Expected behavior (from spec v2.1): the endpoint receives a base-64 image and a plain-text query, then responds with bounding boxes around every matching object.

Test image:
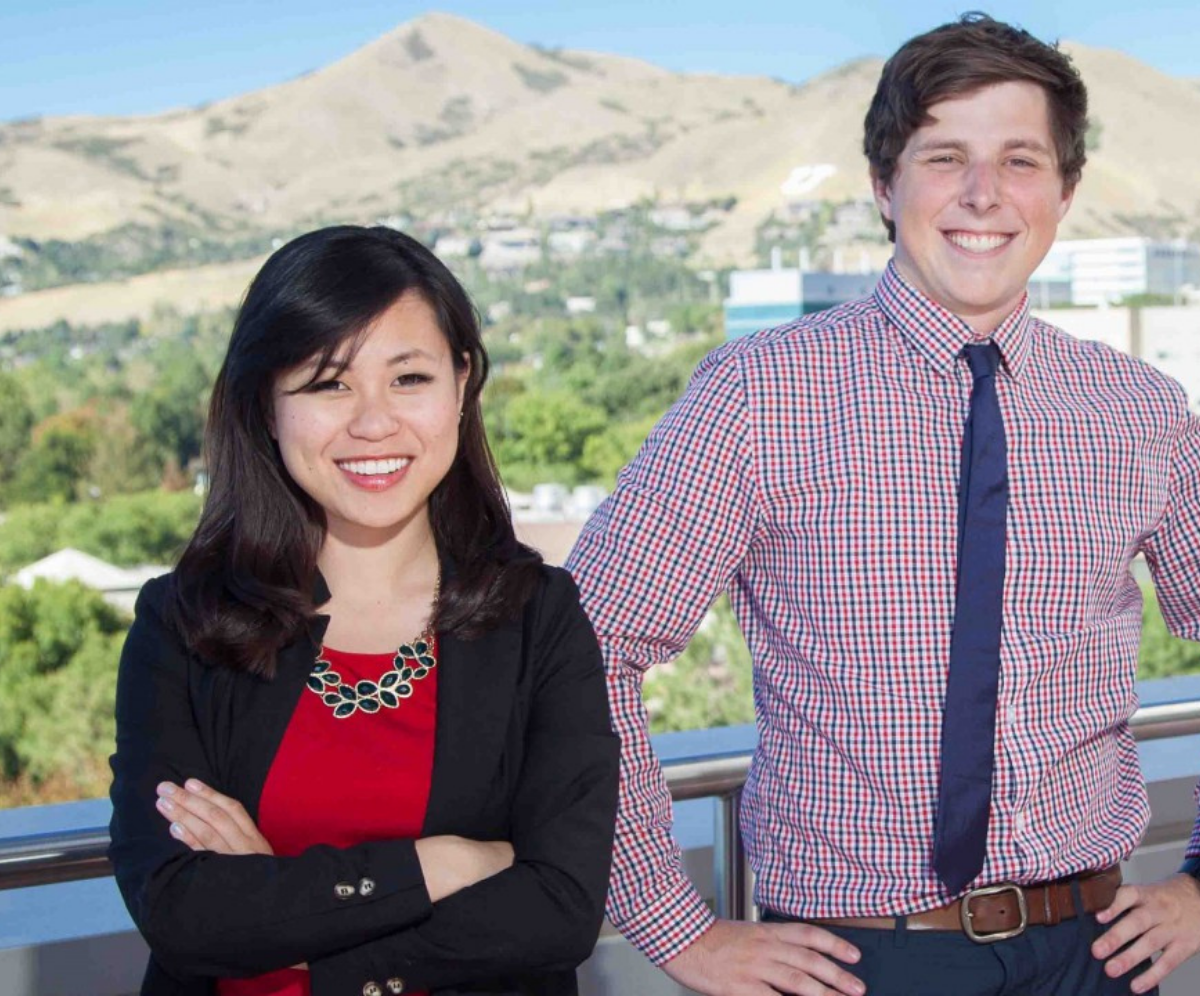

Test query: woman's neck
[317,515,440,612]
[316,523,442,653]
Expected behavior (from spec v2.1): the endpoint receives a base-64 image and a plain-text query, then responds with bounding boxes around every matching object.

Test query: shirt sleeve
[1140,399,1200,858]
[564,345,761,964]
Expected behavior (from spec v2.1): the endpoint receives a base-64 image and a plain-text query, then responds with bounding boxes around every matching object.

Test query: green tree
[491,390,607,485]
[0,502,65,574]
[0,488,201,574]
[7,419,95,504]
[130,344,211,473]
[0,371,34,492]
[1139,585,1200,678]
[579,415,661,485]
[644,596,754,733]
[0,580,127,789]
[59,490,201,566]
[87,401,162,497]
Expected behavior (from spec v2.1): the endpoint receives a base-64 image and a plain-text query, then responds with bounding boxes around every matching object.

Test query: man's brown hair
[864,12,1089,240]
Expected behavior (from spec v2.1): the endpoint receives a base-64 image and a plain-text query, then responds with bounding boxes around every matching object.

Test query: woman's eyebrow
[387,348,437,365]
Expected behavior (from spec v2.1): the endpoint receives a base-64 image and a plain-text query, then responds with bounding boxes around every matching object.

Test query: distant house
[14,548,166,614]
[479,229,541,273]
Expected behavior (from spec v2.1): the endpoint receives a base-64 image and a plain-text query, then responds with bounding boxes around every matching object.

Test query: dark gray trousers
[762,889,1157,996]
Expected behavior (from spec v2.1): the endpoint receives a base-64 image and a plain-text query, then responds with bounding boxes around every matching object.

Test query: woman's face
[272,290,468,546]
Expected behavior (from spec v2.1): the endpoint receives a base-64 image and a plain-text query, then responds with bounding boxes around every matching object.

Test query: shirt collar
[873,259,1032,380]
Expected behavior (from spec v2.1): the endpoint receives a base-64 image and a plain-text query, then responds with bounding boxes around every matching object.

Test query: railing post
[713,788,754,921]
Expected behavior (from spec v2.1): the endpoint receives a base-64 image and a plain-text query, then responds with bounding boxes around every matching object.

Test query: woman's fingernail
[157,783,175,796]
[156,798,174,813]
[170,823,184,839]
[185,779,204,793]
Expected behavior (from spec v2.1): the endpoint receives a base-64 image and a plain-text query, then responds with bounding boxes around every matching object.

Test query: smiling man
[567,13,1200,996]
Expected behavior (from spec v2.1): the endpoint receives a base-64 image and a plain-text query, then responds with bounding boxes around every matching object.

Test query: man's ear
[1056,180,1076,223]
[871,170,894,225]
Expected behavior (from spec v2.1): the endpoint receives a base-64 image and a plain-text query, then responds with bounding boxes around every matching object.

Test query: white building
[14,548,166,614]
[1034,238,1200,306]
[478,229,541,273]
[724,262,881,340]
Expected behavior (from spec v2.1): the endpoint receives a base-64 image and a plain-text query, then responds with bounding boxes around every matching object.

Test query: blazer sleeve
[307,568,620,995]
[108,578,435,980]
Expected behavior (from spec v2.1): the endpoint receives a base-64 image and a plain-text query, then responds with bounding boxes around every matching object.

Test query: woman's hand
[414,836,515,902]
[155,779,275,856]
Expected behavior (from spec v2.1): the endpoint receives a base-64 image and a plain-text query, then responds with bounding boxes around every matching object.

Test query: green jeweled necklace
[307,575,439,719]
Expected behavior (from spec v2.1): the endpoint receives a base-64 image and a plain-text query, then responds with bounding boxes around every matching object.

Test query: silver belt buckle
[960,883,1028,943]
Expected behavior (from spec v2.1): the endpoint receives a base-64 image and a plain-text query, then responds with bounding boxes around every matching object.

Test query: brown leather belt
[808,866,1121,944]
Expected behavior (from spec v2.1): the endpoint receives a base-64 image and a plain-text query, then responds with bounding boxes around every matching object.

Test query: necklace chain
[307,570,441,719]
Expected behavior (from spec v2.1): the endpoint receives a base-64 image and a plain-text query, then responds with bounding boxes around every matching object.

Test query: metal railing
[3,700,1200,904]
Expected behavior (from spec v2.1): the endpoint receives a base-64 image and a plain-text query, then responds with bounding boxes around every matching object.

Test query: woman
[108,226,619,996]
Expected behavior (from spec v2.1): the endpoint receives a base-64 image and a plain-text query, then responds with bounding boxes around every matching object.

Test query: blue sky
[2,1,1197,122]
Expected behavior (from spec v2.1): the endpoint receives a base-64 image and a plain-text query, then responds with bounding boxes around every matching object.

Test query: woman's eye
[307,379,346,392]
[395,373,433,388]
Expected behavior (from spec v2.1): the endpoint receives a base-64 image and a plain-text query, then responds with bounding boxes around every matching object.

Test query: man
[566,14,1200,996]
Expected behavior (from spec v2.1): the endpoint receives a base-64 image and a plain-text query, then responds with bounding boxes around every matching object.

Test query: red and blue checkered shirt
[566,261,1200,965]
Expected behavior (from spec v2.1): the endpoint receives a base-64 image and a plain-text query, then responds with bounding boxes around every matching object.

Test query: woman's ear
[456,352,470,410]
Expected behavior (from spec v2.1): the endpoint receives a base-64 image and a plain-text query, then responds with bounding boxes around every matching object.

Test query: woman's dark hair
[170,225,541,676]
[864,12,1089,241]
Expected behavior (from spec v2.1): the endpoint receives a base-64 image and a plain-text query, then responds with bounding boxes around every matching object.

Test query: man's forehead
[910,84,1055,144]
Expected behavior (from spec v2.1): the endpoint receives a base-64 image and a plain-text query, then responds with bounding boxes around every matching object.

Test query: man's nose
[961,162,1001,212]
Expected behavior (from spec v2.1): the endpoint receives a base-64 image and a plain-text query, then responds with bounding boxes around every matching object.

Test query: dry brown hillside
[1,12,1197,270]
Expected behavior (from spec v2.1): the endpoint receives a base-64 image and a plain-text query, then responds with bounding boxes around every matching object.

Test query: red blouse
[217,640,438,996]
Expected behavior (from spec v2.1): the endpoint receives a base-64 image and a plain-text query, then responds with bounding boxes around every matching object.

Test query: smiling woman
[106,226,619,996]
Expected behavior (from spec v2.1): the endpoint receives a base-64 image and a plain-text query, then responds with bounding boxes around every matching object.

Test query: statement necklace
[307,575,439,720]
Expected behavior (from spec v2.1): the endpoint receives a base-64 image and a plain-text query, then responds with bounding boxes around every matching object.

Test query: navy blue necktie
[932,342,1008,895]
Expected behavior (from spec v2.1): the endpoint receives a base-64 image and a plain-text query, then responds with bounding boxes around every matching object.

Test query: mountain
[1,12,1198,272]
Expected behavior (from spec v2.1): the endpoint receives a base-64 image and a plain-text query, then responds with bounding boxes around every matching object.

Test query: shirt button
[359,877,376,897]
[363,983,382,996]
[335,882,357,899]
[1014,812,1028,831]
[386,979,405,994]
[1005,707,1018,725]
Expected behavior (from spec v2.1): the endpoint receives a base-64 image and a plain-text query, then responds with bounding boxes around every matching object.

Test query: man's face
[872,80,1074,332]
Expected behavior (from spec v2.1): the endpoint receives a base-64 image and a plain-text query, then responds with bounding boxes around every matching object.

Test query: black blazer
[108,565,619,996]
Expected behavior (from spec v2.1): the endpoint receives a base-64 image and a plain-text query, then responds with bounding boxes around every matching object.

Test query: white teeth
[337,457,410,476]
[947,232,1012,253]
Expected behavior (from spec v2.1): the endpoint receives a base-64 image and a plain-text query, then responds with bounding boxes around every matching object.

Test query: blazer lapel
[422,617,523,835]
[226,617,327,818]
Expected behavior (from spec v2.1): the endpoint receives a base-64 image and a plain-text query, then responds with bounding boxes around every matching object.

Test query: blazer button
[363,983,382,996]
[335,882,357,900]
[359,876,377,897]
[386,978,405,994]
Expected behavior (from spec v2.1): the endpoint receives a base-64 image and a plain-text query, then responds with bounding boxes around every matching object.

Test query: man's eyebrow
[1003,137,1054,155]
[909,138,1054,155]
[910,138,969,155]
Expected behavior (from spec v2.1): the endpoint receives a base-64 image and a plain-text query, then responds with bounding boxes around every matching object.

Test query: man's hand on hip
[1092,873,1200,993]
[663,918,865,996]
